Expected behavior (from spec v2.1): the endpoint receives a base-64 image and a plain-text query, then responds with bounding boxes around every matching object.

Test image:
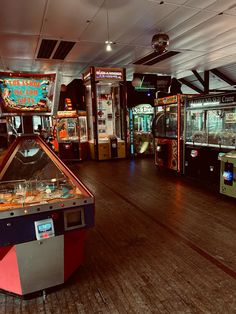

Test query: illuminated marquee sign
[56,110,77,117]
[132,104,154,115]
[0,72,56,114]
[188,93,236,109]
[221,94,236,103]
[95,67,123,81]
[155,95,178,106]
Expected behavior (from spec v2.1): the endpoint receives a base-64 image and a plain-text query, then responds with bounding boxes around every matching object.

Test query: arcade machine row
[184,92,236,187]
[152,94,191,173]
[83,67,127,160]
[0,136,94,296]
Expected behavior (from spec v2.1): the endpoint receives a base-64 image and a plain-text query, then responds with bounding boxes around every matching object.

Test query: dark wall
[58,79,85,111]
[127,81,156,108]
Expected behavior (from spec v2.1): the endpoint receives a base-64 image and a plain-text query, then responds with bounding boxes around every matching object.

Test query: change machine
[0,135,94,296]
[219,151,236,197]
[83,67,127,160]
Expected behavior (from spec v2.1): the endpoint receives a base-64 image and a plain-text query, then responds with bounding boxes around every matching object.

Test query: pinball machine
[0,136,94,296]
[0,72,95,296]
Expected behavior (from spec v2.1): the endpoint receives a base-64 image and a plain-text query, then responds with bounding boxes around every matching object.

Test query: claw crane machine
[185,92,236,185]
[152,94,193,173]
[52,97,89,161]
[83,67,127,160]
[0,71,95,297]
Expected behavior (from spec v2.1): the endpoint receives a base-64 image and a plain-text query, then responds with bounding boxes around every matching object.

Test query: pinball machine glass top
[0,137,91,211]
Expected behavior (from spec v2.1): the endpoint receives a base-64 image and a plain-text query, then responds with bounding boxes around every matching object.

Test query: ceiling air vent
[133,50,180,66]
[37,39,58,59]
[52,41,76,60]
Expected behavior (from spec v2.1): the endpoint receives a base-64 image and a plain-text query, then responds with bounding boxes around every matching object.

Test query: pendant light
[105,0,112,51]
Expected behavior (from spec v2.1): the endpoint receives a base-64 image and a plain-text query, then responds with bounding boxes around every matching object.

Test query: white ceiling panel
[42,0,103,40]
[3,58,34,72]
[32,59,63,72]
[168,11,216,41]
[171,14,236,50]
[0,34,38,59]
[205,0,236,14]
[67,41,110,64]
[0,0,236,90]
[184,0,216,10]
[0,0,46,35]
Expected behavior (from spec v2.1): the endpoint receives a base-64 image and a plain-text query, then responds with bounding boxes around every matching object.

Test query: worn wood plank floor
[1,158,236,313]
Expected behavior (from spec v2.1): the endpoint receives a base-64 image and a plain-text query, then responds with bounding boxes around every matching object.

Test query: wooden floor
[2,157,236,313]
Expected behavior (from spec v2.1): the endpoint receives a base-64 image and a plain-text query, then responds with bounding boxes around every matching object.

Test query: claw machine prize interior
[185,92,236,186]
[129,104,154,156]
[83,67,127,160]
[53,109,81,161]
[0,136,94,296]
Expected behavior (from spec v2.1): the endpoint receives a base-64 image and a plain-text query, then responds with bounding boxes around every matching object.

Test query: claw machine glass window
[83,67,127,160]
[129,104,154,156]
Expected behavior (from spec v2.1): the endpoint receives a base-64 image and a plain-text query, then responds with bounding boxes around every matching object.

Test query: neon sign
[0,72,56,113]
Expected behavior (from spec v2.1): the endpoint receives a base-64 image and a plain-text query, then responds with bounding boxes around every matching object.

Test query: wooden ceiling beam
[210,89,236,93]
[210,68,236,86]
[204,70,209,94]
[179,78,203,94]
[192,70,204,87]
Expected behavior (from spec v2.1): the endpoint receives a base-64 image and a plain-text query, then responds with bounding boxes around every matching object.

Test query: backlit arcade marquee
[0,72,57,115]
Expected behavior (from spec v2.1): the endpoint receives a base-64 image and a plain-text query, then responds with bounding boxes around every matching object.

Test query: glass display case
[79,115,88,143]
[0,135,94,296]
[83,67,127,160]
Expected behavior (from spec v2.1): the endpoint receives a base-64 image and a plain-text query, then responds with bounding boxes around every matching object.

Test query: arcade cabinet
[184,93,236,186]
[0,136,94,296]
[219,151,236,197]
[0,71,95,296]
[152,94,192,172]
[83,67,127,160]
